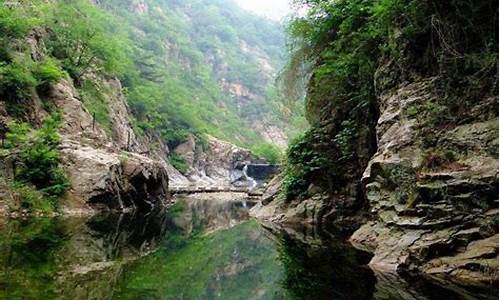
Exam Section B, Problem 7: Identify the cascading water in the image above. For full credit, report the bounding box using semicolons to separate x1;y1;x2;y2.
242;164;258;190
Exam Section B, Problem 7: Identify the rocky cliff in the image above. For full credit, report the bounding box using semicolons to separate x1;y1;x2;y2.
254;75;498;289
252;0;498;289
349;76;498;286
0;30;170;213
170;133;278;190
53;77;171;212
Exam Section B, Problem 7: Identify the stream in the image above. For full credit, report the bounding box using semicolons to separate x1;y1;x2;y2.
0;194;496;300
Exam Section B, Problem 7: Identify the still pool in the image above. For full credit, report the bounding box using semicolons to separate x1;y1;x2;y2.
0;195;497;299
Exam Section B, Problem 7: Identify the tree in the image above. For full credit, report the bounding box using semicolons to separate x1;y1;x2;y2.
46;0;131;83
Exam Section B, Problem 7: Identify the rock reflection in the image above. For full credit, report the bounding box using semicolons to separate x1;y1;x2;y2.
265;222;498;300
0;210;169;300
172;193;255;235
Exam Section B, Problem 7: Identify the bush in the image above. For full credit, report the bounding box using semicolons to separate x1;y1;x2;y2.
252;143;282;164
11;182;56;213
282;128;330;201
5;114;70;202
422;148;457;171
169;153;189;174
0;57;65;102
33;58;65;85
46;0;133;81
0;60;37;99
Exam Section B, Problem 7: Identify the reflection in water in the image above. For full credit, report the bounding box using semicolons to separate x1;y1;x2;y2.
269;225;376;300
0;196;497;300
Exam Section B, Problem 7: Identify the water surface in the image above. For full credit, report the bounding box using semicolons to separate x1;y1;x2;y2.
0;195;496;299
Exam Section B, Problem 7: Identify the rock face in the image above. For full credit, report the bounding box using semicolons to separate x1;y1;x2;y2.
254;74;498;288
0;27;172;213
349;77;498;286
245;164;280;181
49;78;170;212
60;140;168;211
172;134;271;189
250;173;328;225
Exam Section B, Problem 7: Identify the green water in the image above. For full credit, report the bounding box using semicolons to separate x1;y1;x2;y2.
0;196;496;300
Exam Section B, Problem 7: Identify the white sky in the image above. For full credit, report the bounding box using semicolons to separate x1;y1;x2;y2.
235;0;291;21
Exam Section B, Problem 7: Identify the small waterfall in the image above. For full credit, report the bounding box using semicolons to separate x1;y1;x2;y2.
243;164;257;190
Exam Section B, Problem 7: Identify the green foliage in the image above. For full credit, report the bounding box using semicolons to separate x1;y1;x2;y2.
0;59;37;100
0;217;67;298
88;0;293;149
333;120;358;162
46;0;132;81
1;0;300;177
281;0;498;200
4;114;70;204
282;119;364;201
252;143;282;164
79;80;112;135
0;2;63;103
169;153;189;174
114;220;284;299
0;54;65;119
282;127;330;201
421;148;457;171
33;58;65;85
0;5;33;39
10;182;55;213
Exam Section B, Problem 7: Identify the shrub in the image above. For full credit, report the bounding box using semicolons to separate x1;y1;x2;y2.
46;0;133;81
11;182;56;213
169;153;189;174
0;6;33;39
252;143;282;164
282;128;330;201
0;60;37;99
0;57;64;103
5;114;70;202
422;148;457;171
33;58;65;85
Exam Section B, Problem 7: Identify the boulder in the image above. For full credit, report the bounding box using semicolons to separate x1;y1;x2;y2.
60;139;169;211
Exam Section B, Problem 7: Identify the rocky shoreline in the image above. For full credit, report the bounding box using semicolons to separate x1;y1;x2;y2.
250;77;499;288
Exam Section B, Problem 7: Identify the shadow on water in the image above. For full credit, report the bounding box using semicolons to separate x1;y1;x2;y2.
263;224;376;300
0;196;497;300
264;222;498;300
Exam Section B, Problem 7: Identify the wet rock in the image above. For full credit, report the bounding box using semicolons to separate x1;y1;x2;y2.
261;174;283;205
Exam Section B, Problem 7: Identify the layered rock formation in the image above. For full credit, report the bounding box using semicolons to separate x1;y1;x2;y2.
48;78;170;212
171;133;278;190
349;77;498;286
253;17;498;290
0;62;170;213
253;74;499;287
